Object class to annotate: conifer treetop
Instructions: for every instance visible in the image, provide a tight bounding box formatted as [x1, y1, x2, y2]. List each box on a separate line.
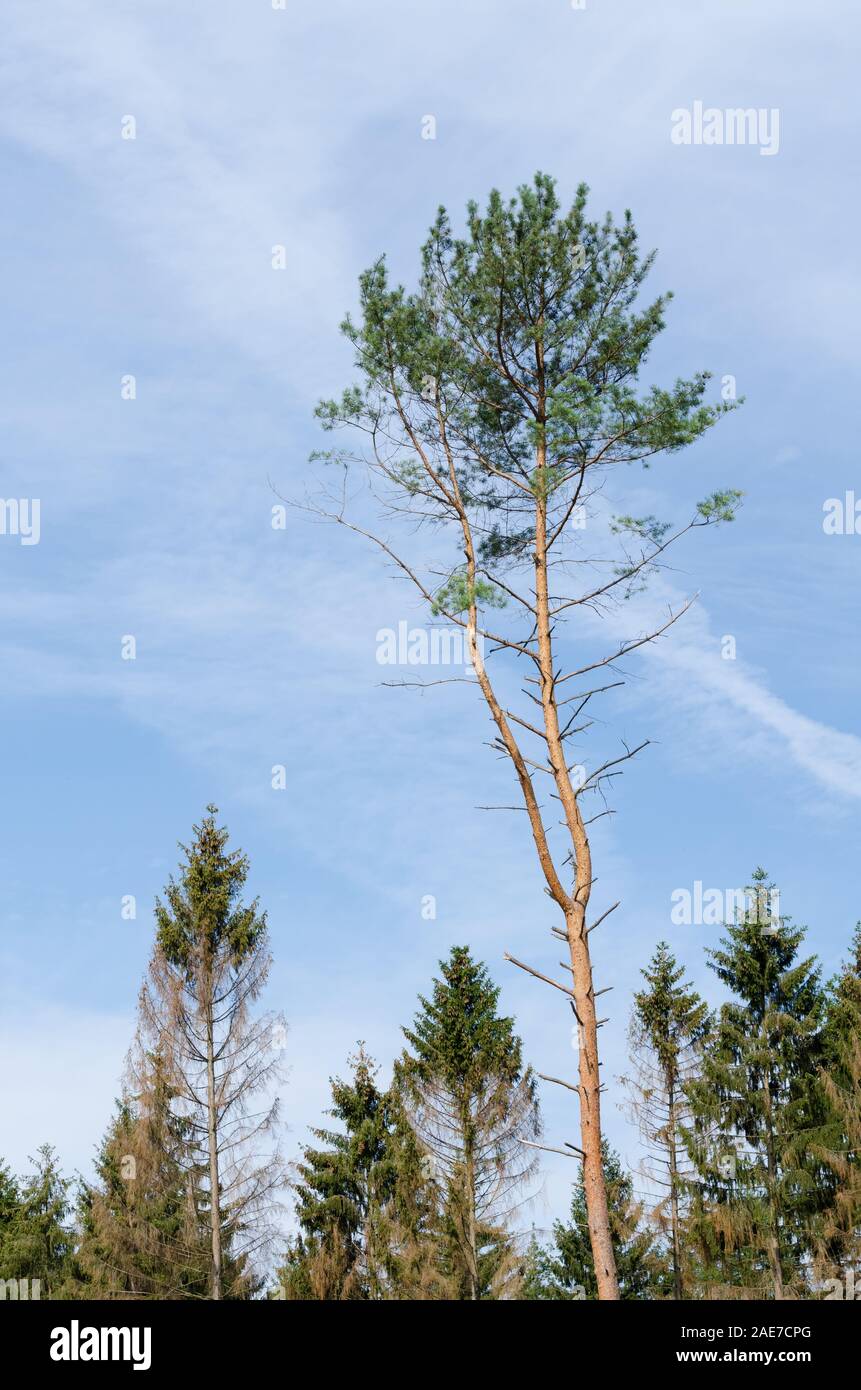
[155, 805, 267, 975]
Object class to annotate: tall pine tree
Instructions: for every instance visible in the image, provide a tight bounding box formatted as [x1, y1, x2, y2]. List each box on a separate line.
[309, 171, 740, 1298]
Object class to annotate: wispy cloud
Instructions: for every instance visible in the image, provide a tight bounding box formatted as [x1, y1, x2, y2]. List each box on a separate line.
[2, 0, 858, 1218]
[566, 570, 861, 805]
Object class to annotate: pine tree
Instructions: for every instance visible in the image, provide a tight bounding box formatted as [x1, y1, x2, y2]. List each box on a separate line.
[395, 946, 540, 1300]
[683, 869, 826, 1299]
[138, 806, 285, 1299]
[308, 171, 740, 1299]
[622, 941, 710, 1298]
[524, 1142, 669, 1300]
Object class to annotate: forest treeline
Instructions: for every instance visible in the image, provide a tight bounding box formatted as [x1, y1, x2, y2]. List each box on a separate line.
[1, 812, 859, 1301]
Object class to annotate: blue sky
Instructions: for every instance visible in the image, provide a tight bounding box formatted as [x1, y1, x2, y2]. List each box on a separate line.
[1, 0, 858, 1239]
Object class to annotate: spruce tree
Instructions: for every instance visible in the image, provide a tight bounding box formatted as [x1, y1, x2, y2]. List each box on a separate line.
[70, 1048, 214, 1300]
[275, 1233, 320, 1301]
[290, 1045, 396, 1299]
[0, 1147, 73, 1298]
[816, 1031, 861, 1289]
[683, 869, 826, 1299]
[823, 923, 861, 1070]
[395, 946, 539, 1300]
[520, 1229, 550, 1300]
[0, 1161, 21, 1297]
[0, 1162, 18, 1240]
[810, 923, 861, 1281]
[138, 806, 285, 1299]
[279, 1046, 434, 1300]
[622, 941, 710, 1298]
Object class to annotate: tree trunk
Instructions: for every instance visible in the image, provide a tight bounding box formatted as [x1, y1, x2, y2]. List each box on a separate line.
[205, 995, 223, 1300]
[453, 389, 620, 1298]
[762, 1062, 784, 1301]
[464, 1132, 479, 1301]
[567, 908, 619, 1299]
[535, 464, 620, 1302]
[766, 1229, 784, 1302]
[668, 1081, 683, 1300]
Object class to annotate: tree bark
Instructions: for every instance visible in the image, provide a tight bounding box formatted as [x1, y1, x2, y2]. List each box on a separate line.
[762, 1052, 784, 1301]
[464, 1127, 479, 1301]
[205, 992, 223, 1300]
[534, 469, 620, 1301]
[668, 1080, 683, 1300]
[567, 910, 619, 1299]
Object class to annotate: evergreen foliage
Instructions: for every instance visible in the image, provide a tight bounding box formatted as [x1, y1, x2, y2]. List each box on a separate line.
[623, 942, 710, 1297]
[0, 1146, 73, 1297]
[396, 946, 539, 1300]
[683, 870, 826, 1299]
